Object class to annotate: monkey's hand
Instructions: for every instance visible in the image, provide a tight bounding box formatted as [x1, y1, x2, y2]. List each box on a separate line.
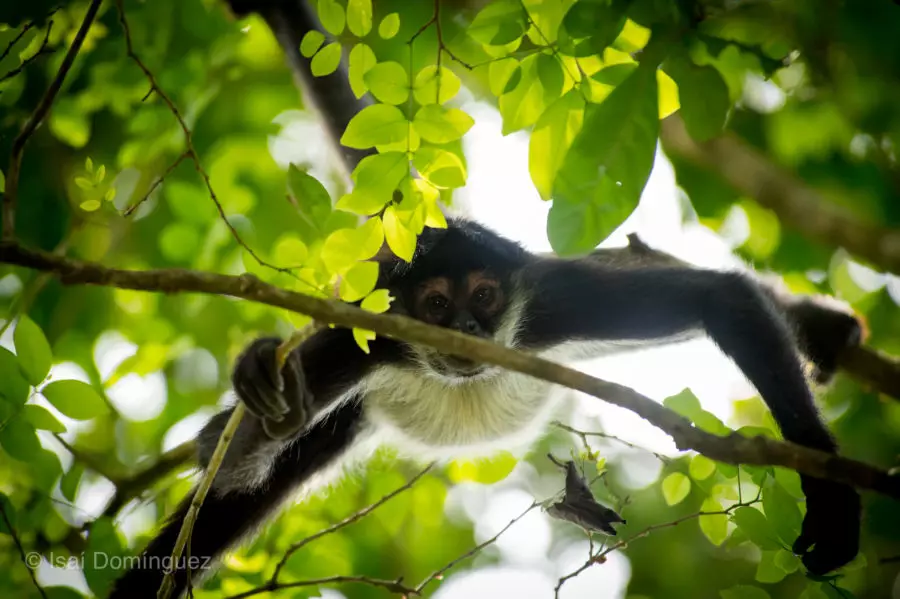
[794, 476, 861, 575]
[232, 337, 312, 440]
[791, 297, 865, 384]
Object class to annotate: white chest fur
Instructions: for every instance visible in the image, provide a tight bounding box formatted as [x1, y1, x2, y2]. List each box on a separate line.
[362, 364, 561, 459]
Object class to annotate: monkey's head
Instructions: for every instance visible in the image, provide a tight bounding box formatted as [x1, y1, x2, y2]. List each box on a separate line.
[380, 219, 529, 378]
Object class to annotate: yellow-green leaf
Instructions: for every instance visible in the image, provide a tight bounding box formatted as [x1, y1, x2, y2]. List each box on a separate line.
[321, 218, 385, 274]
[413, 65, 460, 105]
[361, 288, 393, 313]
[700, 497, 728, 546]
[14, 316, 52, 385]
[318, 0, 345, 35]
[337, 151, 409, 215]
[272, 235, 308, 266]
[413, 147, 467, 188]
[378, 13, 400, 39]
[383, 205, 417, 262]
[80, 200, 101, 212]
[75, 177, 93, 190]
[311, 42, 342, 77]
[413, 105, 474, 143]
[347, 0, 373, 37]
[300, 30, 325, 58]
[661, 472, 691, 506]
[689, 454, 717, 481]
[449, 452, 518, 484]
[341, 104, 408, 149]
[340, 261, 380, 302]
[363, 61, 409, 105]
[348, 43, 377, 98]
[42, 380, 108, 420]
[22, 405, 66, 433]
[529, 90, 584, 200]
[353, 327, 376, 353]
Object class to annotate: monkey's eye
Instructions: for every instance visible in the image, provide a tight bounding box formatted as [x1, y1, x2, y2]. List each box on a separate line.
[427, 295, 449, 312]
[473, 287, 495, 306]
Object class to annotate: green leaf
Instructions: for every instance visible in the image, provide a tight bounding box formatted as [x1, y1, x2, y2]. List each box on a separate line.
[341, 104, 408, 149]
[731, 506, 781, 550]
[488, 58, 520, 96]
[60, 463, 83, 502]
[48, 98, 90, 148]
[321, 218, 385, 274]
[549, 63, 658, 254]
[413, 105, 475, 143]
[353, 327, 376, 353]
[311, 42, 342, 77]
[104, 188, 116, 202]
[0, 492, 16, 534]
[529, 91, 585, 200]
[558, 0, 630, 57]
[689, 454, 717, 481]
[821, 584, 857, 599]
[449, 452, 518, 484]
[591, 63, 639, 86]
[661, 472, 691, 505]
[80, 200, 101, 212]
[41, 380, 108, 420]
[347, 0, 373, 36]
[317, 0, 345, 35]
[756, 550, 789, 583]
[762, 480, 803, 545]
[499, 54, 564, 134]
[774, 548, 801, 573]
[0, 347, 30, 405]
[287, 164, 332, 231]
[413, 65, 461, 105]
[22, 405, 66, 433]
[84, 517, 126, 597]
[0, 414, 41, 461]
[85, 157, 94, 173]
[468, 0, 528, 46]
[413, 147, 467, 189]
[348, 43, 377, 98]
[666, 57, 730, 141]
[721, 585, 771, 599]
[14, 315, 52, 385]
[362, 61, 409, 105]
[700, 497, 728, 546]
[272, 235, 308, 266]
[361, 288, 394, 313]
[337, 151, 409, 215]
[95, 164, 106, 183]
[379, 13, 400, 39]
[0, 168, 5, 193]
[300, 30, 325, 58]
[340, 261, 380, 302]
[75, 176, 93, 190]
[383, 205, 417, 262]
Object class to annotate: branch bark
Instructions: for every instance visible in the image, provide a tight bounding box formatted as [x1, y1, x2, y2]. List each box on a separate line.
[2, 241, 898, 499]
[660, 114, 900, 275]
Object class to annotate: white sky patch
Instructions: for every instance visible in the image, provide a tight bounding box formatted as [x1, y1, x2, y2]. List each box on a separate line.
[106, 371, 167, 422]
[162, 407, 219, 451]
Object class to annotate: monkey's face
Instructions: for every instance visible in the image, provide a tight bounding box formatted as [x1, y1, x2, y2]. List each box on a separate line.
[407, 270, 506, 378]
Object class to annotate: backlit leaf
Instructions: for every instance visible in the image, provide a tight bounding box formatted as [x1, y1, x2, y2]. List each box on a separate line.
[311, 42, 342, 77]
[347, 0, 373, 37]
[348, 43, 377, 98]
[318, 0, 345, 35]
[300, 30, 325, 58]
[379, 13, 400, 39]
[468, 0, 527, 46]
[340, 261, 379, 302]
[662, 472, 690, 505]
[41, 380, 108, 420]
[529, 90, 585, 200]
[413, 65, 460, 105]
[413, 105, 474, 143]
[413, 147, 467, 188]
[14, 315, 52, 385]
[341, 104, 408, 149]
[383, 205, 417, 261]
[363, 61, 409, 105]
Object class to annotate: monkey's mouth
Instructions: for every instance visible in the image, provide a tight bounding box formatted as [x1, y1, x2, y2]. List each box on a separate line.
[435, 355, 485, 378]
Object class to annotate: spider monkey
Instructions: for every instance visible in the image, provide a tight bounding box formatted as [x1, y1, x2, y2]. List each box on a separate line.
[111, 218, 862, 598]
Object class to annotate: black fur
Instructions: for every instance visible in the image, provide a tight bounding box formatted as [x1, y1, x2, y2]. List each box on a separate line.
[112, 219, 862, 596]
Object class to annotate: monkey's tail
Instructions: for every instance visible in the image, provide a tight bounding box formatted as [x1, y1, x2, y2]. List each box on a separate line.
[108, 401, 364, 599]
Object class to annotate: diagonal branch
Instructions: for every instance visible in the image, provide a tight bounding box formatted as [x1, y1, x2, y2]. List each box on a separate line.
[0, 501, 48, 599]
[3, 0, 103, 242]
[660, 114, 900, 275]
[1, 240, 898, 499]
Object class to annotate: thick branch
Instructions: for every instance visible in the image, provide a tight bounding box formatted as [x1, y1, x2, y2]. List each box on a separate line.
[660, 114, 900, 275]
[3, 0, 103, 241]
[2, 241, 898, 498]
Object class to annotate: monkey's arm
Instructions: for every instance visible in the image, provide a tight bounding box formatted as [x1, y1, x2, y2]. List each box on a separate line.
[518, 260, 860, 575]
[578, 239, 863, 382]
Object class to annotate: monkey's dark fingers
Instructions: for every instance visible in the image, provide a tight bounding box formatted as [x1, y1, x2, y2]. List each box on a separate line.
[234, 379, 287, 422]
[794, 478, 861, 575]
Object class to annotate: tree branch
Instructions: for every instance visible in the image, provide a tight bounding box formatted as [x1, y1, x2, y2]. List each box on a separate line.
[660, 113, 900, 275]
[3, 0, 103, 242]
[0, 501, 48, 599]
[2, 241, 898, 499]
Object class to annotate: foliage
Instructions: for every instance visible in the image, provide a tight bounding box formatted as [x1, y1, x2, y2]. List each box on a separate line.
[1, 0, 899, 598]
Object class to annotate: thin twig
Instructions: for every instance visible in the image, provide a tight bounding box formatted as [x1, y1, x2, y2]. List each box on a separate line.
[3, 0, 103, 242]
[114, 0, 301, 280]
[0, 502, 49, 599]
[553, 422, 672, 463]
[554, 492, 763, 597]
[407, 0, 472, 70]
[123, 151, 190, 216]
[414, 502, 540, 594]
[0, 21, 56, 85]
[272, 461, 435, 581]
[158, 323, 319, 599]
[223, 575, 417, 599]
